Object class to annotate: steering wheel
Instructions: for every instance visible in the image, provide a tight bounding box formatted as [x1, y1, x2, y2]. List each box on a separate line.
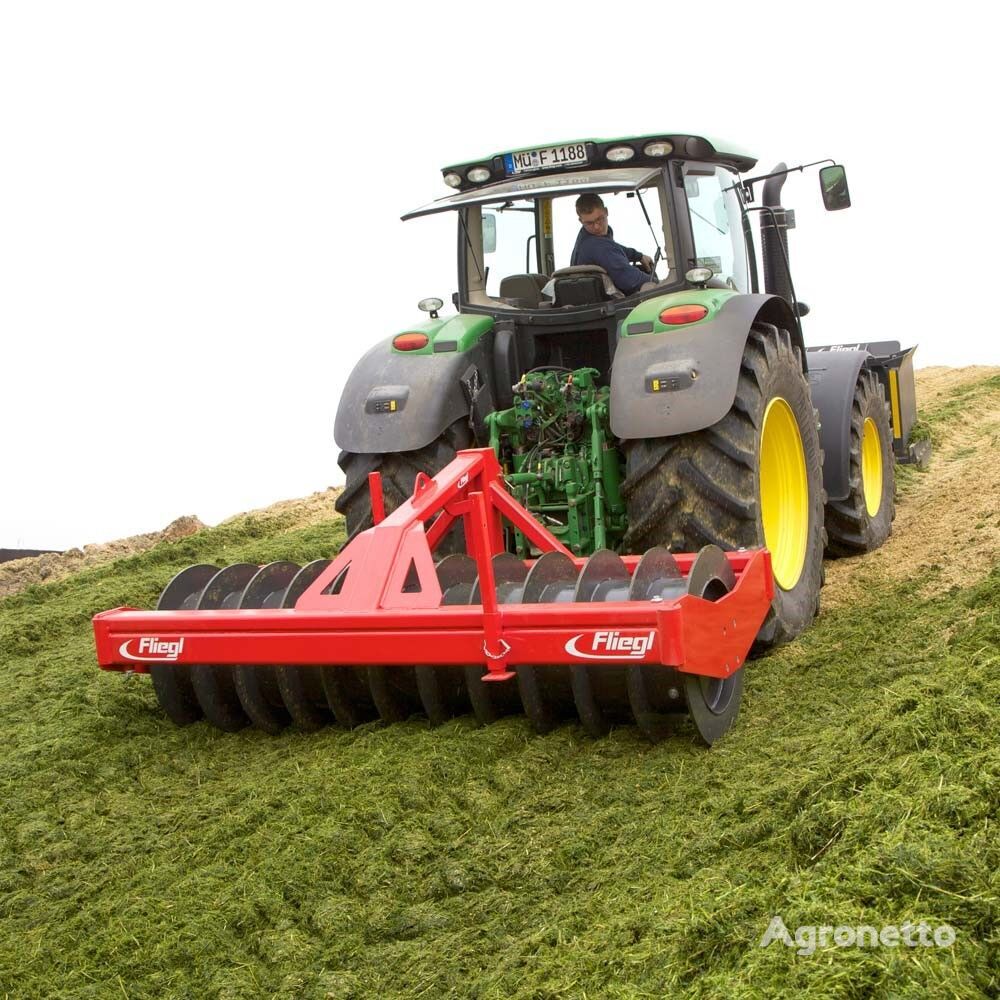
[633, 249, 659, 283]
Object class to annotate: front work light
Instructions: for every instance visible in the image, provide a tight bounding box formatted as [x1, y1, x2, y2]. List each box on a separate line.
[443, 172, 462, 188]
[467, 167, 491, 183]
[643, 141, 673, 157]
[684, 267, 715, 285]
[418, 297, 443, 316]
[605, 145, 635, 162]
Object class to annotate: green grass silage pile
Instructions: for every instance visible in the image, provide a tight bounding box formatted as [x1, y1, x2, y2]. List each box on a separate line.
[1, 381, 999, 999]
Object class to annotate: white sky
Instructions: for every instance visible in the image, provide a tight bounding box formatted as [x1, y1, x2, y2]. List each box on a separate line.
[2, 1, 995, 550]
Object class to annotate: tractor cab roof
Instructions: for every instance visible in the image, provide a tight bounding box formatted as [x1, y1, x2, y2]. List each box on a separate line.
[401, 166, 661, 220]
[432, 133, 757, 196]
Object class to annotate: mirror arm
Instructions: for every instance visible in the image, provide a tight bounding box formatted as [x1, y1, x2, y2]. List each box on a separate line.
[734, 158, 836, 203]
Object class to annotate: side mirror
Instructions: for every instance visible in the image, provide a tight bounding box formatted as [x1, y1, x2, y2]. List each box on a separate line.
[820, 165, 851, 211]
[482, 212, 497, 254]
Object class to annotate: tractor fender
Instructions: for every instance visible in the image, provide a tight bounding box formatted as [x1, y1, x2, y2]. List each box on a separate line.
[804, 347, 873, 503]
[609, 293, 801, 440]
[334, 336, 494, 454]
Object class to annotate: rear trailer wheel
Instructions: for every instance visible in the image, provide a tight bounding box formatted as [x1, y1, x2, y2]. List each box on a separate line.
[335, 420, 473, 553]
[622, 324, 826, 648]
[824, 370, 896, 556]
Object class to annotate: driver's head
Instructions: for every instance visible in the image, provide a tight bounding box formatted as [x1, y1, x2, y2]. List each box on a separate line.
[576, 193, 609, 237]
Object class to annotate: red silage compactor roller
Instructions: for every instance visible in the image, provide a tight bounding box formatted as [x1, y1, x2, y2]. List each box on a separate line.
[93, 449, 773, 745]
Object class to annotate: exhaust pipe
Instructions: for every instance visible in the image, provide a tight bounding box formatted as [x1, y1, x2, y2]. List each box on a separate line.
[761, 164, 794, 304]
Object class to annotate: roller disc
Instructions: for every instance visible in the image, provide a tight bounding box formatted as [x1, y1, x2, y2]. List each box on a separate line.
[626, 548, 688, 743]
[415, 555, 477, 725]
[682, 545, 743, 746]
[517, 551, 579, 734]
[321, 664, 378, 729]
[190, 564, 259, 731]
[464, 554, 527, 725]
[150, 564, 218, 725]
[295, 556, 381, 729]
[232, 562, 299, 733]
[275, 560, 335, 730]
[366, 664, 423, 724]
[569, 550, 632, 737]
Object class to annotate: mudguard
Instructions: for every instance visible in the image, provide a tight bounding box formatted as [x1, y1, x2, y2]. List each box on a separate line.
[807, 341, 926, 499]
[804, 346, 872, 503]
[609, 293, 800, 440]
[334, 335, 494, 455]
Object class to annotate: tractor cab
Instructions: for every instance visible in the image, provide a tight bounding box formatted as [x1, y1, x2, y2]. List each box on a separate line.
[403, 135, 755, 318]
[401, 135, 759, 386]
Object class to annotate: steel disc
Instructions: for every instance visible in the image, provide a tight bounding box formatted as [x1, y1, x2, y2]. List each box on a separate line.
[275, 560, 335, 730]
[464, 554, 527, 725]
[189, 564, 259, 731]
[682, 545, 743, 746]
[569, 550, 632, 737]
[150, 564, 218, 725]
[686, 544, 736, 600]
[415, 555, 477, 725]
[516, 551, 579, 734]
[366, 664, 423, 723]
[297, 555, 380, 729]
[232, 562, 299, 733]
[626, 548, 688, 743]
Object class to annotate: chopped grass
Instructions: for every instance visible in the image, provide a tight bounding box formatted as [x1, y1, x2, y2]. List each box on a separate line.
[2, 521, 998, 997]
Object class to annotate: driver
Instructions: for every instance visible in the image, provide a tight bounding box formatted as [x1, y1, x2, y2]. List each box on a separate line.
[571, 193, 655, 295]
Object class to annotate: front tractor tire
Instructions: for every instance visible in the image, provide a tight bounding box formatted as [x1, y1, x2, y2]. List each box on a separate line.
[622, 324, 826, 648]
[824, 369, 896, 556]
[335, 420, 473, 549]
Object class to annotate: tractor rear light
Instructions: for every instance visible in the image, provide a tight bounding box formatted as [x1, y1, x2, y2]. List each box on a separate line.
[606, 145, 635, 162]
[467, 167, 491, 183]
[393, 333, 429, 351]
[643, 141, 673, 157]
[443, 172, 462, 188]
[659, 304, 709, 325]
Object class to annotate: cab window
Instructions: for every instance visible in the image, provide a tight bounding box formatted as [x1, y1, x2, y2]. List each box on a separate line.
[682, 163, 749, 291]
[550, 184, 669, 274]
[482, 203, 538, 298]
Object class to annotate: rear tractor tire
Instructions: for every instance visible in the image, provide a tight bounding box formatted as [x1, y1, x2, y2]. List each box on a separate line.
[622, 324, 826, 648]
[335, 420, 472, 552]
[824, 369, 896, 556]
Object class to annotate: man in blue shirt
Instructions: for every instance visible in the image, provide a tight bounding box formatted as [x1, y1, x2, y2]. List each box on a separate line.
[570, 193, 655, 295]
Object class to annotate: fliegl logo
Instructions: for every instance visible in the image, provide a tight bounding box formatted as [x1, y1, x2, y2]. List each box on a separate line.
[565, 630, 655, 660]
[118, 637, 185, 662]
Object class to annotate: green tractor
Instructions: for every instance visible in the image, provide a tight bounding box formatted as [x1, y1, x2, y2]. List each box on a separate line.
[333, 133, 925, 648]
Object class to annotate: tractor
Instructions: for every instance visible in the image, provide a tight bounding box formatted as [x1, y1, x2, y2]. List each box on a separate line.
[93, 133, 924, 744]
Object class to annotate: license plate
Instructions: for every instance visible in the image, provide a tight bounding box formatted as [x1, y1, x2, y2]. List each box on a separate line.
[504, 143, 589, 176]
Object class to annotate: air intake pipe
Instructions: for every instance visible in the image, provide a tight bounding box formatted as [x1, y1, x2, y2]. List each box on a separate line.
[761, 164, 794, 304]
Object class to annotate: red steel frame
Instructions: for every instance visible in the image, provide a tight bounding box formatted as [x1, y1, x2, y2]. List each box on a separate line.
[93, 449, 774, 682]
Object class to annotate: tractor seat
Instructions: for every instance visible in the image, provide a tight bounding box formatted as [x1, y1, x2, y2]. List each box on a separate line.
[499, 273, 550, 309]
[547, 265, 624, 307]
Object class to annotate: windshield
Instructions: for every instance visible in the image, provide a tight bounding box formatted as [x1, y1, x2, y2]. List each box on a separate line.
[475, 179, 672, 304]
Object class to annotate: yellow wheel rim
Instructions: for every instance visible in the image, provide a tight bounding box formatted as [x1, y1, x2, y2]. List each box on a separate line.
[861, 417, 883, 517]
[760, 397, 809, 591]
